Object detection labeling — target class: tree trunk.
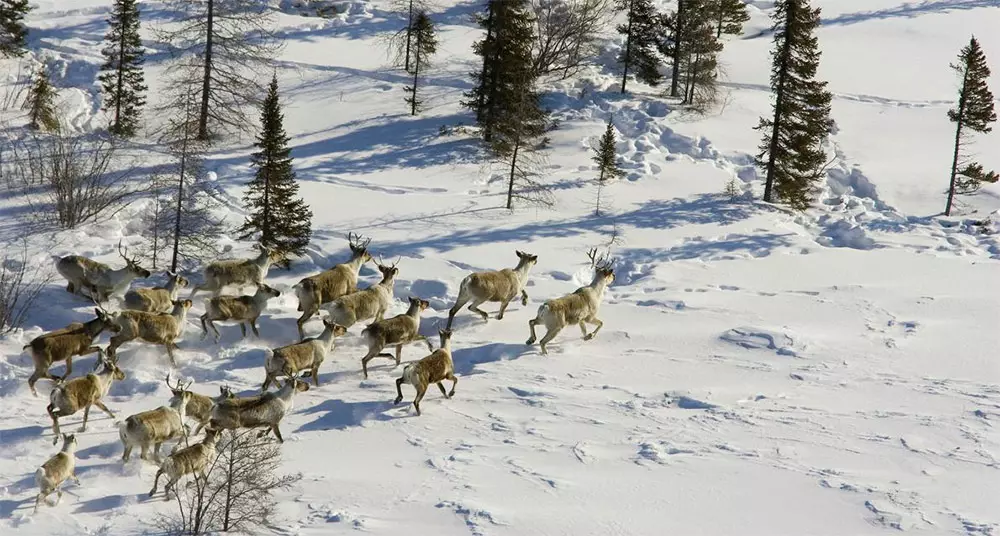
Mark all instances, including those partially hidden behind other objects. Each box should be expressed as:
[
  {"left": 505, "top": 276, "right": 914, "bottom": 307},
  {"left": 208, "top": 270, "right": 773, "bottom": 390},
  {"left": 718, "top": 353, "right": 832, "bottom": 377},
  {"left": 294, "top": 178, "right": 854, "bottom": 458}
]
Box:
[
  {"left": 410, "top": 45, "right": 420, "bottom": 115},
  {"left": 945, "top": 66, "right": 970, "bottom": 216},
  {"left": 475, "top": 1, "right": 495, "bottom": 121},
  {"left": 171, "top": 133, "right": 187, "bottom": 273},
  {"left": 404, "top": 0, "right": 414, "bottom": 72},
  {"left": 198, "top": 0, "right": 215, "bottom": 141},
  {"left": 483, "top": 3, "right": 503, "bottom": 142},
  {"left": 670, "top": 0, "right": 687, "bottom": 98},
  {"left": 262, "top": 154, "right": 272, "bottom": 245},
  {"left": 716, "top": 0, "right": 725, "bottom": 39},
  {"left": 762, "top": 2, "right": 794, "bottom": 203},
  {"left": 506, "top": 139, "right": 520, "bottom": 209},
  {"left": 620, "top": 2, "right": 633, "bottom": 94},
  {"left": 113, "top": 15, "right": 126, "bottom": 131}
]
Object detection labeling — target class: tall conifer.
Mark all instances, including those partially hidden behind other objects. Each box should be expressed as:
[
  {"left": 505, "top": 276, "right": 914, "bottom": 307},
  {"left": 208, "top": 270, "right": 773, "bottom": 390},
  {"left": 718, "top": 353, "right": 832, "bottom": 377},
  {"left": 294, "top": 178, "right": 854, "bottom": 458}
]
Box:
[
  {"left": 238, "top": 75, "right": 312, "bottom": 264},
  {"left": 754, "top": 0, "right": 832, "bottom": 209},
  {"left": 24, "top": 66, "right": 59, "bottom": 131},
  {"left": 711, "top": 0, "right": 750, "bottom": 39},
  {"left": 404, "top": 12, "right": 437, "bottom": 115},
  {"left": 945, "top": 36, "right": 997, "bottom": 215},
  {"left": 99, "top": 0, "right": 147, "bottom": 137},
  {"left": 616, "top": 0, "right": 662, "bottom": 93},
  {"left": 0, "top": 0, "right": 30, "bottom": 58}
]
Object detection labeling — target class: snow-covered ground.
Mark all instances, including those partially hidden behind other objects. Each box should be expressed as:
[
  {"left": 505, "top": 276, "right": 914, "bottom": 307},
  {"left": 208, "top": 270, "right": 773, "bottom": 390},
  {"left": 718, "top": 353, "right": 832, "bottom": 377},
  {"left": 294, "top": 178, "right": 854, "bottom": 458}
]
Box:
[{"left": 1, "top": 0, "right": 998, "bottom": 534}]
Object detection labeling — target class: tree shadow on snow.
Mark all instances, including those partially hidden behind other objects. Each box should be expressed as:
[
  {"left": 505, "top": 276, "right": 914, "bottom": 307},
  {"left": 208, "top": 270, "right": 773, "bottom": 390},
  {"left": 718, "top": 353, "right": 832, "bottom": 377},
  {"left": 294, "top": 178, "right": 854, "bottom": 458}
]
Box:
[
  {"left": 291, "top": 113, "right": 481, "bottom": 177},
  {"left": 295, "top": 398, "right": 393, "bottom": 432},
  {"left": 371, "top": 195, "right": 770, "bottom": 258}
]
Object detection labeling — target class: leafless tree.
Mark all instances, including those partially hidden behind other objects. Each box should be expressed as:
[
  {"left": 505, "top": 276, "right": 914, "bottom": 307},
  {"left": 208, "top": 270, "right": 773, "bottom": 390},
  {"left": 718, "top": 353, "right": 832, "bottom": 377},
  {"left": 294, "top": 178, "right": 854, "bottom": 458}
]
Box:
[
  {"left": 156, "top": 430, "right": 301, "bottom": 535},
  {"left": 530, "top": 0, "right": 612, "bottom": 79},
  {"left": 0, "top": 129, "right": 144, "bottom": 229},
  {"left": 155, "top": 0, "right": 281, "bottom": 142},
  {"left": 0, "top": 240, "right": 51, "bottom": 334}
]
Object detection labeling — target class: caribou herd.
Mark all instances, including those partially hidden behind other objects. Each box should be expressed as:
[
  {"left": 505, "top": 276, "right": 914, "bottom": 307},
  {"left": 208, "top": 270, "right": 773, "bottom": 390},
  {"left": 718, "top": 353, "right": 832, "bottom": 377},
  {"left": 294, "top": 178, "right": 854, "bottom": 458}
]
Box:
[{"left": 24, "top": 233, "right": 616, "bottom": 510}]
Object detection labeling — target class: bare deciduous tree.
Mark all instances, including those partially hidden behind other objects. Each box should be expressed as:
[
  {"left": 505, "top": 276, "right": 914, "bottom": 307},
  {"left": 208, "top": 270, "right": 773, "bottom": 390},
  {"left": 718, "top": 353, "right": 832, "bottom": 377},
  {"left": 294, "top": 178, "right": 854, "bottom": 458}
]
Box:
[
  {"left": 156, "top": 430, "right": 301, "bottom": 535},
  {"left": 0, "top": 241, "right": 51, "bottom": 333},
  {"left": 530, "top": 0, "right": 612, "bottom": 79},
  {"left": 155, "top": 0, "right": 281, "bottom": 142},
  {"left": 0, "top": 129, "right": 144, "bottom": 229}
]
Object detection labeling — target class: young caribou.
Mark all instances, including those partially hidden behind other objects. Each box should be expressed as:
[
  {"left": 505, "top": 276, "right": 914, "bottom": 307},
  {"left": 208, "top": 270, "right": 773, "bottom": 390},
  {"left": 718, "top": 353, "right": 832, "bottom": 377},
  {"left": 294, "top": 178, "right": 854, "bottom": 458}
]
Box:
[
  {"left": 262, "top": 318, "right": 348, "bottom": 390},
  {"left": 200, "top": 284, "right": 282, "bottom": 342},
  {"left": 34, "top": 434, "right": 80, "bottom": 513},
  {"left": 108, "top": 299, "right": 193, "bottom": 366},
  {"left": 295, "top": 232, "right": 373, "bottom": 338},
  {"left": 24, "top": 309, "right": 120, "bottom": 397},
  {"left": 149, "top": 429, "right": 220, "bottom": 501},
  {"left": 47, "top": 350, "right": 126, "bottom": 443},
  {"left": 123, "top": 271, "right": 190, "bottom": 313},
  {"left": 53, "top": 240, "right": 151, "bottom": 302},
  {"left": 189, "top": 243, "right": 282, "bottom": 299},
  {"left": 446, "top": 250, "right": 538, "bottom": 329},
  {"left": 324, "top": 256, "right": 399, "bottom": 329},
  {"left": 393, "top": 329, "right": 458, "bottom": 416},
  {"left": 360, "top": 296, "right": 433, "bottom": 379},
  {"left": 526, "top": 249, "right": 615, "bottom": 355}
]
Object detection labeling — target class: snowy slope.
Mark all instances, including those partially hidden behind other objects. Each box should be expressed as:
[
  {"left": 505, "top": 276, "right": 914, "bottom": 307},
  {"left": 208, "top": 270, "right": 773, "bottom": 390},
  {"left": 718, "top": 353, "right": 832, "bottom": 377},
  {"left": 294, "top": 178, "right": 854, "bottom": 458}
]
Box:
[{"left": 1, "top": 0, "right": 998, "bottom": 534}]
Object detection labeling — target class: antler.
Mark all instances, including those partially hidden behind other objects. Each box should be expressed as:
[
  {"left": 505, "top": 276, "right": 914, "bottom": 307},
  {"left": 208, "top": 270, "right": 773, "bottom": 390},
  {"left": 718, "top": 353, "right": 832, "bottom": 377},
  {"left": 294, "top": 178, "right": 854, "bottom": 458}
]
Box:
[
  {"left": 376, "top": 254, "right": 401, "bottom": 269},
  {"left": 117, "top": 239, "right": 139, "bottom": 266},
  {"left": 586, "top": 248, "right": 614, "bottom": 270},
  {"left": 347, "top": 231, "right": 371, "bottom": 251}
]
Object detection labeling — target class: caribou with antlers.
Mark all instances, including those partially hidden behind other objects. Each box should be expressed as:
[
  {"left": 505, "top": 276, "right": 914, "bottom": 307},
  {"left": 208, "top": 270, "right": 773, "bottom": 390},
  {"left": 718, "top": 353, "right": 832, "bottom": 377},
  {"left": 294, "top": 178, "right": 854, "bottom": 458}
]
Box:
[
  {"left": 295, "top": 232, "right": 373, "bottom": 338},
  {"left": 526, "top": 248, "right": 616, "bottom": 355},
  {"left": 53, "top": 240, "right": 151, "bottom": 302}
]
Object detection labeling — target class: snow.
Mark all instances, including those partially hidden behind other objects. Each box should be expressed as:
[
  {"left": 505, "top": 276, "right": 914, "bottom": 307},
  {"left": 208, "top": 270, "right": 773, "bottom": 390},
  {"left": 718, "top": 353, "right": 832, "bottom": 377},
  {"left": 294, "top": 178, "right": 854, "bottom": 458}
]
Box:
[{"left": 1, "top": 0, "right": 999, "bottom": 534}]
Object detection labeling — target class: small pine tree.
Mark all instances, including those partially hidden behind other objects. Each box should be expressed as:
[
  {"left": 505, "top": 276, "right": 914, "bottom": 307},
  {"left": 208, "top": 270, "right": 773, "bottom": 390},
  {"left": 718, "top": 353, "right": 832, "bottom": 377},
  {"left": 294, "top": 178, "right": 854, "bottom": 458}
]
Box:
[
  {"left": 593, "top": 119, "right": 624, "bottom": 183},
  {"left": 404, "top": 11, "right": 437, "bottom": 116},
  {"left": 724, "top": 176, "right": 741, "bottom": 201},
  {"left": 754, "top": 0, "right": 832, "bottom": 210},
  {"left": 711, "top": 0, "right": 750, "bottom": 39},
  {"left": 945, "top": 36, "right": 997, "bottom": 216},
  {"left": 238, "top": 75, "right": 312, "bottom": 265},
  {"left": 0, "top": 0, "right": 30, "bottom": 58},
  {"left": 592, "top": 119, "right": 624, "bottom": 216},
  {"left": 616, "top": 0, "right": 663, "bottom": 93},
  {"left": 99, "top": 0, "right": 147, "bottom": 138},
  {"left": 24, "top": 67, "right": 59, "bottom": 132}
]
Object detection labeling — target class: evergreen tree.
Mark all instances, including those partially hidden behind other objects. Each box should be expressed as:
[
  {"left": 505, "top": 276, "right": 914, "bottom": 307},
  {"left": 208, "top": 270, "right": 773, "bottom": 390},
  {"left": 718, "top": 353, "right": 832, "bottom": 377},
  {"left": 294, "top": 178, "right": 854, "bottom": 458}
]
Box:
[
  {"left": 238, "top": 75, "right": 312, "bottom": 265},
  {"left": 99, "top": 0, "right": 147, "bottom": 138},
  {"left": 754, "top": 0, "right": 832, "bottom": 209},
  {"left": 404, "top": 11, "right": 437, "bottom": 115},
  {"left": 0, "top": 0, "right": 30, "bottom": 58},
  {"left": 945, "top": 36, "right": 997, "bottom": 216},
  {"left": 464, "top": 0, "right": 543, "bottom": 145},
  {"left": 711, "top": 0, "right": 750, "bottom": 39},
  {"left": 678, "top": 2, "right": 723, "bottom": 106},
  {"left": 616, "top": 0, "right": 662, "bottom": 93},
  {"left": 593, "top": 119, "right": 624, "bottom": 183},
  {"left": 592, "top": 119, "right": 624, "bottom": 216},
  {"left": 24, "top": 66, "right": 59, "bottom": 131}
]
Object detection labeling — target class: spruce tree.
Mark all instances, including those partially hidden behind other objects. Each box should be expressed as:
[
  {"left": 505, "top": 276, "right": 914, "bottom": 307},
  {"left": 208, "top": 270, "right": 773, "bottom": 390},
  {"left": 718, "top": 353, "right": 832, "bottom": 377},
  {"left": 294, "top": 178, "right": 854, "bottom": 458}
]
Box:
[
  {"left": 593, "top": 119, "right": 624, "bottom": 183},
  {"left": 593, "top": 119, "right": 624, "bottom": 216},
  {"left": 616, "top": 0, "right": 662, "bottom": 93},
  {"left": 238, "top": 75, "right": 312, "bottom": 265},
  {"left": 678, "top": 2, "right": 723, "bottom": 106},
  {"left": 404, "top": 11, "right": 437, "bottom": 116},
  {"left": 945, "top": 36, "right": 997, "bottom": 216},
  {"left": 754, "top": 0, "right": 832, "bottom": 209},
  {"left": 464, "top": 0, "right": 543, "bottom": 145},
  {"left": 99, "top": 0, "right": 147, "bottom": 138},
  {"left": 0, "top": 0, "right": 30, "bottom": 58},
  {"left": 24, "top": 66, "right": 59, "bottom": 132},
  {"left": 711, "top": 0, "right": 750, "bottom": 39}
]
